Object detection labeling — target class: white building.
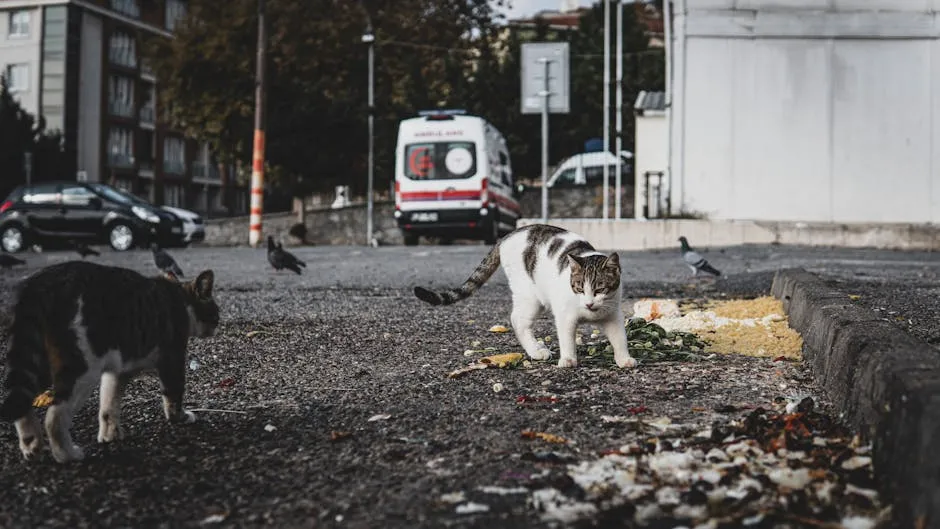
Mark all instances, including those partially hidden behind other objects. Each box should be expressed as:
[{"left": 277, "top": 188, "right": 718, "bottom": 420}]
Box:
[
  {"left": 667, "top": 0, "right": 940, "bottom": 223},
  {"left": 633, "top": 90, "right": 669, "bottom": 218}
]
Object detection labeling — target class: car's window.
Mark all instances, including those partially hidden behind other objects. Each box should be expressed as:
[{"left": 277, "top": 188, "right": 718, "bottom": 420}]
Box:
[
  {"left": 22, "top": 183, "right": 59, "bottom": 205},
  {"left": 3, "top": 187, "right": 25, "bottom": 203},
  {"left": 554, "top": 168, "right": 577, "bottom": 187},
  {"left": 89, "top": 183, "right": 135, "bottom": 205},
  {"left": 61, "top": 185, "right": 97, "bottom": 206}
]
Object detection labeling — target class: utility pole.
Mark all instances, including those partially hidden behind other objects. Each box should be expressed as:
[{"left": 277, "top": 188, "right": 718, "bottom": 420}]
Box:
[
  {"left": 602, "top": 0, "right": 610, "bottom": 220},
  {"left": 539, "top": 57, "right": 552, "bottom": 222},
  {"left": 615, "top": 0, "right": 624, "bottom": 219},
  {"left": 362, "top": 17, "right": 375, "bottom": 246},
  {"left": 248, "top": 0, "right": 267, "bottom": 248}
]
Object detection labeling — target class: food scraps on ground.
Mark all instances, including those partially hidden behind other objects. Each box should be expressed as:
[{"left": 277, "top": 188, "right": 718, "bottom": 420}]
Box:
[
  {"left": 488, "top": 325, "right": 510, "bottom": 333},
  {"left": 521, "top": 431, "right": 568, "bottom": 444},
  {"left": 634, "top": 296, "right": 804, "bottom": 360},
  {"left": 32, "top": 390, "right": 54, "bottom": 408},
  {"left": 447, "top": 352, "right": 525, "bottom": 378},
  {"left": 516, "top": 395, "right": 559, "bottom": 404},
  {"left": 330, "top": 431, "right": 352, "bottom": 442}
]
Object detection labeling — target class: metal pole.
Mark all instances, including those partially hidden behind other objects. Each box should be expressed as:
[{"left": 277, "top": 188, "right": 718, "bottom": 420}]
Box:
[
  {"left": 540, "top": 58, "right": 550, "bottom": 223},
  {"left": 248, "top": 0, "right": 267, "bottom": 247},
  {"left": 602, "top": 0, "right": 610, "bottom": 220},
  {"left": 614, "top": 0, "right": 623, "bottom": 220},
  {"left": 662, "top": 0, "right": 673, "bottom": 221},
  {"left": 365, "top": 31, "right": 375, "bottom": 245}
]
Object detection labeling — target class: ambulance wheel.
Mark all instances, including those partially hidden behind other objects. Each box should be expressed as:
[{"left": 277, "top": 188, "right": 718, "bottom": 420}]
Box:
[{"left": 403, "top": 233, "right": 420, "bottom": 246}]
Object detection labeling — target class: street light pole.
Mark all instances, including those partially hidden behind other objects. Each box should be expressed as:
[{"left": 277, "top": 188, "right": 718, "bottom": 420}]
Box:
[
  {"left": 248, "top": 0, "right": 267, "bottom": 248},
  {"left": 363, "top": 22, "right": 375, "bottom": 246}
]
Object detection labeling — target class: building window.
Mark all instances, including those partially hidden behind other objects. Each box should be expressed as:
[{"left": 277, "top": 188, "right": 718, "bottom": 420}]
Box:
[
  {"left": 110, "top": 0, "right": 140, "bottom": 18},
  {"left": 108, "top": 127, "right": 134, "bottom": 167},
  {"left": 164, "top": 183, "right": 184, "bottom": 207},
  {"left": 3, "top": 64, "right": 28, "bottom": 92},
  {"left": 164, "top": 137, "right": 185, "bottom": 174},
  {"left": 108, "top": 74, "right": 135, "bottom": 117},
  {"left": 140, "top": 82, "right": 155, "bottom": 124},
  {"left": 8, "top": 10, "right": 30, "bottom": 38},
  {"left": 109, "top": 31, "right": 137, "bottom": 68},
  {"left": 165, "top": 0, "right": 187, "bottom": 31}
]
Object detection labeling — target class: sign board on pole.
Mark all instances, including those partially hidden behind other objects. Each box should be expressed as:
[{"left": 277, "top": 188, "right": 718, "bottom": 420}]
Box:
[{"left": 521, "top": 42, "right": 570, "bottom": 115}]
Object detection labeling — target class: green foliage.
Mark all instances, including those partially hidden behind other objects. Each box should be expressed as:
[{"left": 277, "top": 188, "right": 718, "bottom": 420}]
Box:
[
  {"left": 0, "top": 76, "right": 68, "bottom": 201},
  {"left": 143, "top": 0, "right": 664, "bottom": 201}
]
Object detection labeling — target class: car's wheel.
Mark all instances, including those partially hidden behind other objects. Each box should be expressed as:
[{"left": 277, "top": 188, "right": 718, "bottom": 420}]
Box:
[
  {"left": 0, "top": 225, "right": 26, "bottom": 254},
  {"left": 403, "top": 232, "right": 419, "bottom": 246},
  {"left": 484, "top": 217, "right": 500, "bottom": 245},
  {"left": 108, "top": 223, "right": 136, "bottom": 252}
]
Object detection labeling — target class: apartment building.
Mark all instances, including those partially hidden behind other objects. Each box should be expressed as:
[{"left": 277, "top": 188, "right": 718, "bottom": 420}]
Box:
[{"left": 0, "top": 0, "right": 244, "bottom": 216}]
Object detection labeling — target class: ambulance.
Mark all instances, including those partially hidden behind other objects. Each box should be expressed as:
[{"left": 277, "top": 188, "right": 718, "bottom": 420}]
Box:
[{"left": 393, "top": 110, "right": 522, "bottom": 246}]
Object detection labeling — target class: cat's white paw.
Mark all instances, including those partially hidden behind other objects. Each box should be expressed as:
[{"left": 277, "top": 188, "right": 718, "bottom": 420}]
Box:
[
  {"left": 557, "top": 356, "right": 579, "bottom": 368},
  {"left": 97, "top": 422, "right": 124, "bottom": 443},
  {"left": 19, "top": 436, "right": 41, "bottom": 460},
  {"left": 616, "top": 355, "right": 638, "bottom": 369},
  {"left": 181, "top": 410, "right": 197, "bottom": 424},
  {"left": 51, "top": 443, "right": 85, "bottom": 464},
  {"left": 527, "top": 346, "right": 553, "bottom": 361}
]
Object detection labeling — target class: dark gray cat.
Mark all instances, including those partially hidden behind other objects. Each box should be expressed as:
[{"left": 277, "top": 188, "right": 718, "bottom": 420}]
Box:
[{"left": 0, "top": 261, "right": 219, "bottom": 463}]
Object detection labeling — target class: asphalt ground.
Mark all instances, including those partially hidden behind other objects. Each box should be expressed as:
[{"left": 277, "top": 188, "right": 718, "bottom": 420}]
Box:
[{"left": 0, "top": 242, "right": 935, "bottom": 528}]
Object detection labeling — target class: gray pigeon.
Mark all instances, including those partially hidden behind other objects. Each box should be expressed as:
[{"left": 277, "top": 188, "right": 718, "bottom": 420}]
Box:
[
  {"left": 267, "top": 236, "right": 306, "bottom": 275},
  {"left": 151, "top": 243, "right": 184, "bottom": 278},
  {"left": 679, "top": 236, "right": 721, "bottom": 277},
  {"left": 0, "top": 254, "right": 25, "bottom": 270}
]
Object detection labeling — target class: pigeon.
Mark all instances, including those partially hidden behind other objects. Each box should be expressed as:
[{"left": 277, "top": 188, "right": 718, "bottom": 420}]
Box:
[
  {"left": 267, "top": 236, "right": 306, "bottom": 275},
  {"left": 151, "top": 243, "right": 185, "bottom": 279},
  {"left": 0, "top": 254, "right": 25, "bottom": 270},
  {"left": 679, "top": 236, "right": 721, "bottom": 277},
  {"left": 70, "top": 241, "right": 100, "bottom": 258}
]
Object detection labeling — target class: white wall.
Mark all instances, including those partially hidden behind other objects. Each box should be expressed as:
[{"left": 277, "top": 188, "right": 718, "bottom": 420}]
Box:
[
  {"left": 633, "top": 114, "right": 669, "bottom": 218},
  {"left": 0, "top": 6, "right": 42, "bottom": 115},
  {"left": 671, "top": 0, "right": 940, "bottom": 223},
  {"left": 77, "top": 11, "right": 103, "bottom": 182}
]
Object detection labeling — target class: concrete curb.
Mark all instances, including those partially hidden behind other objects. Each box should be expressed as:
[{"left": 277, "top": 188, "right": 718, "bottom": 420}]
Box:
[{"left": 771, "top": 268, "right": 940, "bottom": 527}]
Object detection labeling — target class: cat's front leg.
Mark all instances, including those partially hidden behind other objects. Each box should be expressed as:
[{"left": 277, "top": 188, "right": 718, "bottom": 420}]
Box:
[
  {"left": 511, "top": 299, "right": 552, "bottom": 361},
  {"left": 97, "top": 371, "right": 126, "bottom": 443},
  {"left": 157, "top": 352, "right": 197, "bottom": 425},
  {"left": 46, "top": 367, "right": 98, "bottom": 463},
  {"left": 555, "top": 315, "right": 579, "bottom": 368},
  {"left": 603, "top": 315, "right": 637, "bottom": 369}
]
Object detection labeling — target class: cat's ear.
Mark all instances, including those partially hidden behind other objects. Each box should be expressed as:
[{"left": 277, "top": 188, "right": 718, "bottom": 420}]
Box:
[
  {"left": 605, "top": 252, "right": 620, "bottom": 268},
  {"left": 567, "top": 254, "right": 583, "bottom": 271},
  {"left": 194, "top": 270, "right": 215, "bottom": 298}
]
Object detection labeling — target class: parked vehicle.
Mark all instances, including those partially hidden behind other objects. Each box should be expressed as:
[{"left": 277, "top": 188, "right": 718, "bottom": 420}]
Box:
[
  {"left": 0, "top": 181, "right": 186, "bottom": 253},
  {"left": 546, "top": 151, "right": 635, "bottom": 188},
  {"left": 161, "top": 206, "right": 205, "bottom": 245},
  {"left": 394, "top": 109, "right": 522, "bottom": 246}
]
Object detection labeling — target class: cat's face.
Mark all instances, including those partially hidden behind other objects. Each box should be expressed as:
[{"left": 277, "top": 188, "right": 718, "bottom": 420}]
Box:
[
  {"left": 568, "top": 253, "right": 622, "bottom": 312},
  {"left": 184, "top": 270, "right": 220, "bottom": 338}
]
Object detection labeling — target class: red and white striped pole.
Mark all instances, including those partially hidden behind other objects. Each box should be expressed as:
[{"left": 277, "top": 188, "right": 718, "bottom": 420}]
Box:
[{"left": 248, "top": 0, "right": 267, "bottom": 247}]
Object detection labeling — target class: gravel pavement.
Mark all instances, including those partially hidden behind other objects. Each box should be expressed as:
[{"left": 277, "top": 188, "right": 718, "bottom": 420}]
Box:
[{"left": 0, "top": 242, "right": 931, "bottom": 528}]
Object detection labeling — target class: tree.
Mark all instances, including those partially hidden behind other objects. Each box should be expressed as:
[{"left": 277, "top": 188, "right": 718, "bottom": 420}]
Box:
[{"left": 0, "top": 77, "right": 68, "bottom": 201}]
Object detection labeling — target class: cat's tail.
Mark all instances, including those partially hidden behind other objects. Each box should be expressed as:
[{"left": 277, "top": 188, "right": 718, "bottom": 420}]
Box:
[
  {"left": 414, "top": 243, "right": 501, "bottom": 306},
  {"left": 0, "top": 302, "right": 50, "bottom": 423}
]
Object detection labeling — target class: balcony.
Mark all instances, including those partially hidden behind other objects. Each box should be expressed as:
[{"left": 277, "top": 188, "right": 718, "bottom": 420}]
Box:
[
  {"left": 163, "top": 159, "right": 185, "bottom": 175},
  {"left": 139, "top": 105, "right": 155, "bottom": 126},
  {"left": 109, "top": 100, "right": 134, "bottom": 118},
  {"left": 109, "top": 152, "right": 135, "bottom": 168}
]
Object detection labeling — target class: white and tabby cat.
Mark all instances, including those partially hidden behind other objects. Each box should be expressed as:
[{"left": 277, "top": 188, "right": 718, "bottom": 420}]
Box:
[
  {"left": 0, "top": 261, "right": 219, "bottom": 463},
  {"left": 415, "top": 224, "right": 636, "bottom": 369}
]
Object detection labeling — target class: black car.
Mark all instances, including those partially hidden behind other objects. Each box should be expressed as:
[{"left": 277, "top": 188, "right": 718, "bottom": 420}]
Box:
[{"left": 0, "top": 181, "right": 186, "bottom": 253}]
